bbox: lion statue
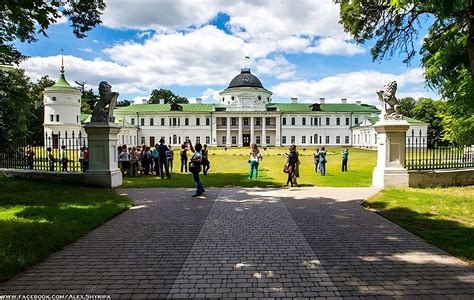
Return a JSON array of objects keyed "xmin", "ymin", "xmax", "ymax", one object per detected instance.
[
  {"xmin": 91, "ymin": 81, "xmax": 119, "ymax": 122},
  {"xmin": 376, "ymin": 81, "xmax": 402, "ymax": 119}
]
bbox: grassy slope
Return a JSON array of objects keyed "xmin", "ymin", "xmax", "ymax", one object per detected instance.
[
  {"xmin": 0, "ymin": 176, "xmax": 132, "ymax": 281},
  {"xmin": 122, "ymin": 146, "xmax": 376, "ymax": 188},
  {"xmin": 364, "ymin": 186, "xmax": 474, "ymax": 265}
]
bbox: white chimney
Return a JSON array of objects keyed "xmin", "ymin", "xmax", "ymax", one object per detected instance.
[
  {"xmin": 319, "ymin": 97, "xmax": 325, "ymax": 104},
  {"xmin": 195, "ymin": 97, "xmax": 202, "ymax": 104},
  {"xmin": 356, "ymin": 100, "xmax": 361, "ymax": 105},
  {"xmin": 341, "ymin": 98, "xmax": 347, "ymax": 104},
  {"xmin": 291, "ymin": 97, "xmax": 298, "ymax": 104}
]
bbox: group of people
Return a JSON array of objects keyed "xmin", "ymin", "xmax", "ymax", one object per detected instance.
[
  {"xmin": 117, "ymin": 139, "xmax": 211, "ymax": 180},
  {"xmin": 24, "ymin": 145, "xmax": 89, "ymax": 172}
]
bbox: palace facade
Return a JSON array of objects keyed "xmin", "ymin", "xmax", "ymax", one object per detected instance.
[{"xmin": 44, "ymin": 66, "xmax": 427, "ymax": 148}]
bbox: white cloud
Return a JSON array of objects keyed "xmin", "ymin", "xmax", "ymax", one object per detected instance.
[
  {"xmin": 255, "ymin": 55, "xmax": 296, "ymax": 80},
  {"xmin": 305, "ymin": 37, "xmax": 364, "ymax": 56},
  {"xmin": 271, "ymin": 68, "xmax": 435, "ymax": 104},
  {"xmin": 199, "ymin": 88, "xmax": 221, "ymax": 103},
  {"xmin": 79, "ymin": 48, "xmax": 94, "ymax": 53}
]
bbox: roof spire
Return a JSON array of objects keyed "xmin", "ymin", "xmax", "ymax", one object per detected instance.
[{"xmin": 60, "ymin": 48, "xmax": 64, "ymax": 74}]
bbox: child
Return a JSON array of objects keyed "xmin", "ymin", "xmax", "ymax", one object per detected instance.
[{"xmin": 248, "ymin": 143, "xmax": 263, "ymax": 179}]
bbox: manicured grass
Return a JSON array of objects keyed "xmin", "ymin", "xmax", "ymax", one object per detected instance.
[
  {"xmin": 0, "ymin": 175, "xmax": 132, "ymax": 281},
  {"xmin": 122, "ymin": 147, "xmax": 376, "ymax": 188},
  {"xmin": 364, "ymin": 186, "xmax": 474, "ymax": 265}
]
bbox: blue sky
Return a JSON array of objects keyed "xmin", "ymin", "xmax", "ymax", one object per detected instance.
[{"xmin": 17, "ymin": 1, "xmax": 435, "ymax": 105}]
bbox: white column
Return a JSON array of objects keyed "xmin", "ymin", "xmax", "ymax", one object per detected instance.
[
  {"xmin": 238, "ymin": 116, "xmax": 243, "ymax": 147},
  {"xmin": 275, "ymin": 116, "xmax": 281, "ymax": 146},
  {"xmin": 211, "ymin": 115, "xmax": 217, "ymax": 146},
  {"xmin": 262, "ymin": 116, "xmax": 267, "ymax": 146},
  {"xmin": 226, "ymin": 116, "xmax": 231, "ymax": 147},
  {"xmin": 250, "ymin": 116, "xmax": 255, "ymax": 144}
]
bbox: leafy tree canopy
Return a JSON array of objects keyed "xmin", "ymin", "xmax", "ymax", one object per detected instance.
[
  {"xmin": 149, "ymin": 88, "xmax": 189, "ymax": 104},
  {"xmin": 339, "ymin": 0, "xmax": 474, "ymax": 144},
  {"xmin": 1, "ymin": 0, "xmax": 106, "ymax": 64}
]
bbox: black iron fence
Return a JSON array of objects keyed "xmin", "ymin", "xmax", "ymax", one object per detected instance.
[
  {"xmin": 0, "ymin": 131, "xmax": 88, "ymax": 173},
  {"xmin": 406, "ymin": 130, "xmax": 474, "ymax": 170}
]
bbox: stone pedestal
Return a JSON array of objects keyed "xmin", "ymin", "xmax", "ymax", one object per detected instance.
[
  {"xmin": 84, "ymin": 122, "xmax": 122, "ymax": 188},
  {"xmin": 372, "ymin": 119, "xmax": 410, "ymax": 187}
]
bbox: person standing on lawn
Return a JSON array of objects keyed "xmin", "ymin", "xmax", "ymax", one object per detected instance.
[
  {"xmin": 180, "ymin": 143, "xmax": 188, "ymax": 173},
  {"xmin": 25, "ymin": 145, "xmax": 35, "ymax": 170},
  {"xmin": 313, "ymin": 148, "xmax": 320, "ymax": 173},
  {"xmin": 319, "ymin": 147, "xmax": 327, "ymax": 176},
  {"xmin": 60, "ymin": 145, "xmax": 68, "ymax": 171},
  {"xmin": 284, "ymin": 145, "xmax": 298, "ymax": 187},
  {"xmin": 129, "ymin": 147, "xmax": 140, "ymax": 176},
  {"xmin": 248, "ymin": 143, "xmax": 263, "ymax": 179},
  {"xmin": 341, "ymin": 148, "xmax": 349, "ymax": 172},
  {"xmin": 188, "ymin": 140, "xmax": 205, "ymax": 197},
  {"xmin": 166, "ymin": 145, "xmax": 174, "ymax": 172},
  {"xmin": 152, "ymin": 144, "xmax": 160, "ymax": 175},
  {"xmin": 202, "ymin": 144, "xmax": 210, "ymax": 175},
  {"xmin": 157, "ymin": 138, "xmax": 171, "ymax": 178},
  {"xmin": 47, "ymin": 147, "xmax": 55, "ymax": 171}
]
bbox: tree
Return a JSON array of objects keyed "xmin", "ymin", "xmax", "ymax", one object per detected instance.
[
  {"xmin": 411, "ymin": 98, "xmax": 447, "ymax": 147},
  {"xmin": 81, "ymin": 89, "xmax": 98, "ymax": 114},
  {"xmin": 399, "ymin": 96, "xmax": 416, "ymax": 117},
  {"xmin": 339, "ymin": 0, "xmax": 474, "ymax": 145},
  {"xmin": 1, "ymin": 0, "xmax": 106, "ymax": 64},
  {"xmin": 29, "ymin": 76, "xmax": 55, "ymax": 143},
  {"xmin": 116, "ymin": 100, "xmax": 131, "ymax": 107},
  {"xmin": 149, "ymin": 88, "xmax": 189, "ymax": 104}
]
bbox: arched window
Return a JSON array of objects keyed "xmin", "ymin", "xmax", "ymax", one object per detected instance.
[
  {"xmin": 173, "ymin": 135, "xmax": 177, "ymax": 145},
  {"xmin": 314, "ymin": 134, "xmax": 318, "ymax": 144}
]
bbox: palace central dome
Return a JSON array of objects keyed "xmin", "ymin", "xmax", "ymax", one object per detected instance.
[{"xmin": 228, "ymin": 68, "xmax": 264, "ymax": 89}]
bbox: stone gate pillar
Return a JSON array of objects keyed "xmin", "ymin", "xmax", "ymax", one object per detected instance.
[
  {"xmin": 372, "ymin": 119, "xmax": 409, "ymax": 187},
  {"xmin": 84, "ymin": 122, "xmax": 122, "ymax": 188}
]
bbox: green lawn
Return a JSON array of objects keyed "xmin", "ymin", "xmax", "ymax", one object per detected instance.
[
  {"xmin": 364, "ymin": 186, "xmax": 474, "ymax": 265},
  {"xmin": 122, "ymin": 146, "xmax": 376, "ymax": 188},
  {"xmin": 0, "ymin": 175, "xmax": 132, "ymax": 281}
]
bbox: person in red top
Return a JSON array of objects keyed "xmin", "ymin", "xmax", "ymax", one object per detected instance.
[{"xmin": 83, "ymin": 147, "xmax": 89, "ymax": 172}]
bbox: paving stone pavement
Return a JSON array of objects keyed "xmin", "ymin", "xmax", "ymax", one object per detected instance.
[{"xmin": 1, "ymin": 187, "xmax": 473, "ymax": 299}]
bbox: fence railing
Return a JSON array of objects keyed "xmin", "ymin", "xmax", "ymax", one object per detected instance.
[
  {"xmin": 0, "ymin": 131, "xmax": 88, "ymax": 173},
  {"xmin": 406, "ymin": 130, "xmax": 474, "ymax": 170}
]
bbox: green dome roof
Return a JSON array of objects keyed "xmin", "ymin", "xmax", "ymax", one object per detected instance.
[{"xmin": 48, "ymin": 66, "xmax": 75, "ymax": 90}]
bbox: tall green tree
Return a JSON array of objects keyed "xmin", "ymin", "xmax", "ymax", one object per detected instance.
[
  {"xmin": 149, "ymin": 88, "xmax": 189, "ymax": 104},
  {"xmin": 339, "ymin": 0, "xmax": 474, "ymax": 144},
  {"xmin": 1, "ymin": 0, "xmax": 106, "ymax": 64},
  {"xmin": 399, "ymin": 96, "xmax": 416, "ymax": 117},
  {"xmin": 411, "ymin": 98, "xmax": 447, "ymax": 147},
  {"xmin": 29, "ymin": 76, "xmax": 55, "ymax": 143}
]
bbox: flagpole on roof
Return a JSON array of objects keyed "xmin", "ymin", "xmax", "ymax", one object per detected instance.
[{"xmin": 244, "ymin": 56, "xmax": 250, "ymax": 69}]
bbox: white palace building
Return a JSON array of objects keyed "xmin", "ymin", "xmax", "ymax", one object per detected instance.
[{"xmin": 43, "ymin": 65, "xmax": 427, "ymax": 148}]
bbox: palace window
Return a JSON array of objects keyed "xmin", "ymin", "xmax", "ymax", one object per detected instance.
[
  {"xmin": 196, "ymin": 118, "xmax": 200, "ymax": 126},
  {"xmin": 325, "ymin": 136, "xmax": 330, "ymax": 144},
  {"xmin": 282, "ymin": 117, "xmax": 287, "ymax": 125},
  {"xmin": 222, "ymin": 118, "xmax": 227, "ymax": 126},
  {"xmin": 141, "ymin": 136, "xmax": 145, "ymax": 144},
  {"xmin": 291, "ymin": 136, "xmax": 295, "ymax": 144},
  {"xmin": 77, "ymin": 115, "xmax": 79, "ymax": 123},
  {"xmin": 56, "ymin": 115, "xmax": 60, "ymax": 122},
  {"xmin": 206, "ymin": 118, "xmax": 210, "ymax": 126},
  {"xmin": 131, "ymin": 118, "xmax": 135, "ymax": 125},
  {"xmin": 150, "ymin": 136, "xmax": 155, "ymax": 146},
  {"xmin": 140, "ymin": 118, "xmax": 145, "ymax": 126},
  {"xmin": 206, "ymin": 136, "xmax": 210, "ymax": 144},
  {"xmin": 222, "ymin": 136, "xmax": 227, "ymax": 144},
  {"xmin": 265, "ymin": 117, "xmax": 270, "ymax": 126},
  {"xmin": 150, "ymin": 118, "xmax": 154, "ymax": 126},
  {"xmin": 282, "ymin": 136, "xmax": 287, "ymax": 144},
  {"xmin": 336, "ymin": 117, "xmax": 340, "ymax": 126},
  {"xmin": 173, "ymin": 118, "xmax": 177, "ymax": 126},
  {"xmin": 302, "ymin": 136, "xmax": 306, "ymax": 144},
  {"xmin": 336, "ymin": 136, "xmax": 341, "ymax": 144},
  {"xmin": 302, "ymin": 117, "xmax": 306, "ymax": 126},
  {"xmin": 243, "ymin": 118, "xmax": 249, "ymax": 126},
  {"xmin": 185, "ymin": 118, "xmax": 189, "ymax": 126},
  {"xmin": 256, "ymin": 136, "xmax": 261, "ymax": 144},
  {"xmin": 345, "ymin": 136, "xmax": 349, "ymax": 144},
  {"xmin": 354, "ymin": 117, "xmax": 359, "ymax": 124},
  {"xmin": 161, "ymin": 118, "xmax": 165, "ymax": 126},
  {"xmin": 266, "ymin": 136, "xmax": 270, "ymax": 145},
  {"xmin": 232, "ymin": 136, "xmax": 237, "ymax": 144},
  {"xmin": 345, "ymin": 117, "xmax": 350, "ymax": 126},
  {"xmin": 52, "ymin": 96, "xmax": 56, "ymax": 101},
  {"xmin": 326, "ymin": 117, "xmax": 330, "ymax": 125},
  {"xmin": 196, "ymin": 136, "xmax": 200, "ymax": 144},
  {"xmin": 255, "ymin": 118, "xmax": 261, "ymax": 126},
  {"xmin": 50, "ymin": 114, "xmax": 54, "ymax": 122},
  {"xmin": 291, "ymin": 117, "xmax": 295, "ymax": 126},
  {"xmin": 231, "ymin": 117, "xmax": 237, "ymax": 126}
]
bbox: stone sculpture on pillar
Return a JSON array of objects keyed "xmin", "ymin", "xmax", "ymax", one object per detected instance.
[
  {"xmin": 84, "ymin": 81, "xmax": 122, "ymax": 188},
  {"xmin": 372, "ymin": 80, "xmax": 410, "ymax": 188}
]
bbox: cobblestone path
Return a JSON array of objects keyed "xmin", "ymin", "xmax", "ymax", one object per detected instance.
[{"xmin": 1, "ymin": 187, "xmax": 473, "ymax": 299}]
